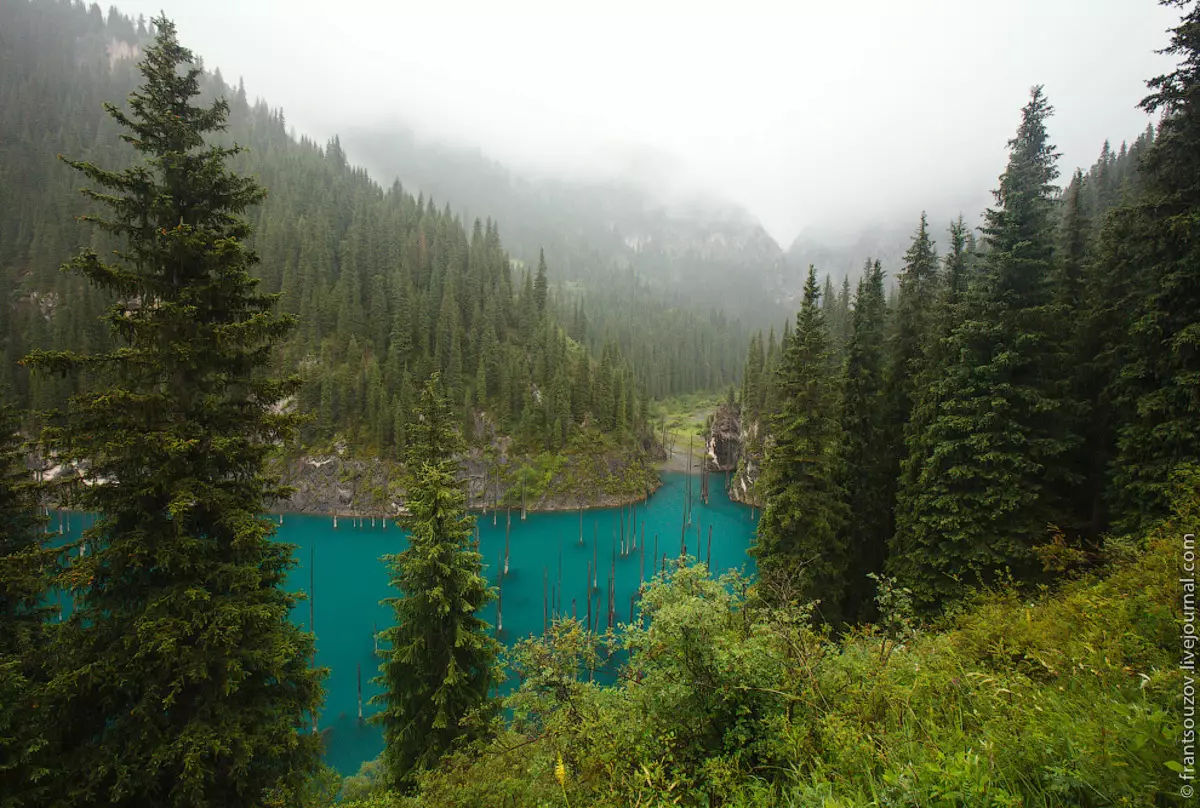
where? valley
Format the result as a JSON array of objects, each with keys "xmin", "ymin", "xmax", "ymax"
[{"xmin": 0, "ymin": 2, "xmax": 1195, "ymax": 807}]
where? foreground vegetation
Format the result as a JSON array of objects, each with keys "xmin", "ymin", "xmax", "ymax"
[{"xmin": 336, "ymin": 472, "xmax": 1191, "ymax": 807}]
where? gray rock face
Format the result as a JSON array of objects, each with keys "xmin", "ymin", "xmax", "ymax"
[
  {"xmin": 272, "ymin": 455, "xmax": 396, "ymax": 518},
  {"xmin": 269, "ymin": 440, "xmax": 661, "ymax": 517},
  {"xmin": 704, "ymin": 403, "xmax": 763, "ymax": 508},
  {"xmin": 705, "ymin": 404, "xmax": 742, "ymax": 471}
]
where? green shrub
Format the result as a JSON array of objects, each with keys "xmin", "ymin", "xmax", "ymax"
[{"xmin": 374, "ymin": 481, "xmax": 1196, "ymax": 807}]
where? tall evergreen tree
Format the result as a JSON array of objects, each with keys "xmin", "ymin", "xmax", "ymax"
[
  {"xmin": 1056, "ymin": 170, "xmax": 1091, "ymax": 312},
  {"xmin": 1103, "ymin": 0, "xmax": 1200, "ymax": 533},
  {"xmin": 1054, "ymin": 170, "xmax": 1105, "ymax": 538},
  {"xmin": 879, "ymin": 212, "xmax": 941, "ymax": 551},
  {"xmin": 20, "ymin": 20, "xmax": 324, "ymax": 806},
  {"xmin": 753, "ymin": 267, "xmax": 848, "ymax": 624},
  {"xmin": 883, "ymin": 212, "xmax": 940, "ymax": 443},
  {"xmin": 835, "ymin": 260, "xmax": 889, "ymax": 622},
  {"xmin": 373, "ymin": 374, "xmax": 498, "ymax": 791},
  {"xmin": 0, "ymin": 402, "xmax": 53, "ymax": 805},
  {"xmin": 891, "ymin": 87, "xmax": 1068, "ymax": 608},
  {"xmin": 533, "ymin": 248, "xmax": 549, "ymax": 316},
  {"xmin": 740, "ymin": 332, "xmax": 764, "ymax": 420}
]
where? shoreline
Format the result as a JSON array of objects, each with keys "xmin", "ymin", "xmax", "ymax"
[
  {"xmin": 267, "ymin": 481, "xmax": 665, "ymax": 519},
  {"xmin": 265, "ymin": 461, "xmax": 735, "ymax": 519},
  {"xmin": 267, "ymin": 444, "xmax": 673, "ymax": 519}
]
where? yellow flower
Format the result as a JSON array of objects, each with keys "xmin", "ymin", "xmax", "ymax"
[{"xmin": 555, "ymin": 753, "xmax": 566, "ymax": 787}]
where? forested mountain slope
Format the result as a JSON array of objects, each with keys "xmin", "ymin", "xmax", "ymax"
[
  {"xmin": 0, "ymin": 0, "xmax": 743, "ymax": 461},
  {"xmin": 343, "ymin": 125, "xmax": 789, "ymax": 326}
]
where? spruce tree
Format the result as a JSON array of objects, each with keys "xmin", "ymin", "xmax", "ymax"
[
  {"xmin": 1104, "ymin": 0, "xmax": 1200, "ymax": 533},
  {"xmin": 836, "ymin": 260, "xmax": 889, "ymax": 622},
  {"xmin": 887, "ymin": 212, "xmax": 941, "ymax": 397},
  {"xmin": 753, "ymin": 267, "xmax": 848, "ymax": 623},
  {"xmin": 374, "ymin": 374, "xmax": 498, "ymax": 791},
  {"xmin": 534, "ymin": 248, "xmax": 549, "ymax": 316},
  {"xmin": 882, "ymin": 214, "xmax": 940, "ymax": 455},
  {"xmin": 0, "ymin": 402, "xmax": 54, "ymax": 805},
  {"xmin": 1055, "ymin": 171, "xmax": 1104, "ymax": 538},
  {"xmin": 740, "ymin": 332, "xmax": 764, "ymax": 421},
  {"xmin": 878, "ymin": 213, "xmax": 941, "ymax": 557},
  {"xmin": 20, "ymin": 19, "xmax": 323, "ymax": 807},
  {"xmin": 890, "ymin": 87, "xmax": 1068, "ymax": 608},
  {"xmin": 1056, "ymin": 171, "xmax": 1091, "ymax": 312}
]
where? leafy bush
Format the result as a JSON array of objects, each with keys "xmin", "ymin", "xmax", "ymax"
[{"xmin": 338, "ymin": 481, "xmax": 1192, "ymax": 807}]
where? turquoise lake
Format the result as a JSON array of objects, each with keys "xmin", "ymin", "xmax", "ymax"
[{"xmin": 56, "ymin": 471, "xmax": 757, "ymax": 776}]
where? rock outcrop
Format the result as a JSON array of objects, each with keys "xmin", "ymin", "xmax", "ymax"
[
  {"xmin": 704, "ymin": 404, "xmax": 741, "ymax": 471},
  {"xmin": 704, "ymin": 403, "xmax": 764, "ymax": 508},
  {"xmin": 269, "ymin": 438, "xmax": 661, "ymax": 517}
]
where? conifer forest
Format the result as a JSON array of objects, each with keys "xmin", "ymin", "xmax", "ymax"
[{"xmin": 0, "ymin": 1, "xmax": 1198, "ymax": 806}]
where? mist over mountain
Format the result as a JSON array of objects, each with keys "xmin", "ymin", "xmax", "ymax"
[
  {"xmin": 340, "ymin": 124, "xmax": 789, "ymax": 324},
  {"xmin": 784, "ymin": 212, "xmax": 984, "ymax": 298}
]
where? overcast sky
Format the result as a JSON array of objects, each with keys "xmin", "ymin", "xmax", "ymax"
[{"xmin": 111, "ymin": 0, "xmax": 1177, "ymax": 247}]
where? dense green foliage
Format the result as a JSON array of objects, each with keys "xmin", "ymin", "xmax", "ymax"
[
  {"xmin": 836, "ymin": 260, "xmax": 889, "ymax": 622},
  {"xmin": 0, "ymin": 402, "xmax": 53, "ymax": 804},
  {"xmin": 745, "ymin": 1, "xmax": 1200, "ymax": 616},
  {"xmin": 18, "ymin": 19, "xmax": 325, "ymax": 806},
  {"xmin": 0, "ymin": 0, "xmax": 672, "ymax": 460},
  {"xmin": 373, "ymin": 375, "xmax": 498, "ymax": 791},
  {"xmin": 752, "ymin": 267, "xmax": 849, "ymax": 623},
  {"xmin": 338, "ymin": 473, "xmax": 1192, "ymax": 807},
  {"xmin": 891, "ymin": 86, "xmax": 1075, "ymax": 607},
  {"xmin": 1103, "ymin": 0, "xmax": 1200, "ymax": 534}
]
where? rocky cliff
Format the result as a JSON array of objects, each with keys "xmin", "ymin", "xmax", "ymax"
[
  {"xmin": 703, "ymin": 403, "xmax": 764, "ymax": 507},
  {"xmin": 269, "ymin": 437, "xmax": 660, "ymax": 518}
]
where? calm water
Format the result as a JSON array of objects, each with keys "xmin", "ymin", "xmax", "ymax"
[{"xmin": 56, "ymin": 471, "xmax": 757, "ymax": 776}]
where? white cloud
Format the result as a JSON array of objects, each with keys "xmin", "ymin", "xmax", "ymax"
[{"xmin": 116, "ymin": 0, "xmax": 1176, "ymax": 246}]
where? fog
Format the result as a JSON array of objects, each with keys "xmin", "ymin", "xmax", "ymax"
[{"xmin": 111, "ymin": 0, "xmax": 1177, "ymax": 247}]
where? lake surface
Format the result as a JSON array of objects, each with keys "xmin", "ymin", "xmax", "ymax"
[{"xmin": 56, "ymin": 470, "xmax": 758, "ymax": 776}]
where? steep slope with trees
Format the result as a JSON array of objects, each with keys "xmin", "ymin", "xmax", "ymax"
[{"xmin": 0, "ymin": 0, "xmax": 680, "ymax": 490}]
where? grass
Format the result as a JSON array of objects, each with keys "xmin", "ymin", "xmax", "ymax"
[
  {"xmin": 336, "ymin": 472, "xmax": 1197, "ymax": 806},
  {"xmin": 650, "ymin": 392, "xmax": 727, "ymax": 467}
]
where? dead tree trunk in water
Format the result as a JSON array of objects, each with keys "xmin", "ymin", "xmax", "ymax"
[
  {"xmin": 607, "ymin": 567, "xmax": 615, "ymax": 631},
  {"xmin": 640, "ymin": 530, "xmax": 646, "ymax": 584}
]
